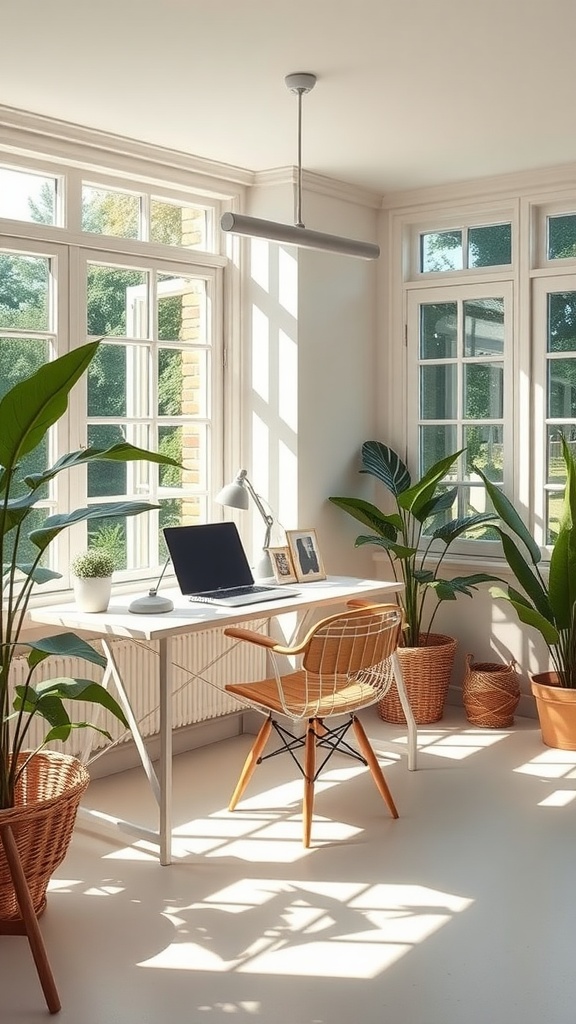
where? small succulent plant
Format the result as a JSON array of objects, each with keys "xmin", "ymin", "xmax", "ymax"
[{"xmin": 71, "ymin": 548, "xmax": 115, "ymax": 579}]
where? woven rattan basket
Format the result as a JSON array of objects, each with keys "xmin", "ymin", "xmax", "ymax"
[
  {"xmin": 0, "ymin": 751, "xmax": 90, "ymax": 933},
  {"xmin": 463, "ymin": 654, "xmax": 520, "ymax": 727},
  {"xmin": 378, "ymin": 633, "xmax": 457, "ymax": 725}
]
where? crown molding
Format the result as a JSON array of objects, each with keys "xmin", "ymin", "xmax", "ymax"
[
  {"xmin": 381, "ymin": 160, "xmax": 576, "ymax": 212},
  {"xmin": 0, "ymin": 104, "xmax": 254, "ymax": 197},
  {"xmin": 254, "ymin": 166, "xmax": 382, "ymax": 209}
]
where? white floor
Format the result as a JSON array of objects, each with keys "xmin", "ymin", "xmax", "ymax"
[{"xmin": 3, "ymin": 706, "xmax": 576, "ymax": 1024}]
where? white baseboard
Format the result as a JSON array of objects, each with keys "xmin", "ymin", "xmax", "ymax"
[{"xmin": 87, "ymin": 711, "xmax": 246, "ymax": 780}]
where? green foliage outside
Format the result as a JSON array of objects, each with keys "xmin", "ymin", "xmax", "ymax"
[{"xmin": 0, "ymin": 186, "xmax": 189, "ymax": 565}]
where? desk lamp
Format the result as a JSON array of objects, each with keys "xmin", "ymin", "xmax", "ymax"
[
  {"xmin": 128, "ymin": 556, "xmax": 174, "ymax": 614},
  {"xmin": 216, "ymin": 469, "xmax": 274, "ymax": 579}
]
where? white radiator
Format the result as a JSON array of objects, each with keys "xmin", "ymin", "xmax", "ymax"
[{"xmin": 13, "ymin": 627, "xmax": 266, "ymax": 758}]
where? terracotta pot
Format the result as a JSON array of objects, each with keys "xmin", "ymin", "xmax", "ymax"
[
  {"xmin": 378, "ymin": 633, "xmax": 457, "ymax": 725},
  {"xmin": 531, "ymin": 672, "xmax": 576, "ymax": 750}
]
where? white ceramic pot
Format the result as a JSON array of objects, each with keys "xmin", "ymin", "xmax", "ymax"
[{"xmin": 72, "ymin": 575, "xmax": 112, "ymax": 613}]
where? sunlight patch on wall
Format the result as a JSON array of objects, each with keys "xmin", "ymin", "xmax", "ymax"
[
  {"xmin": 278, "ymin": 328, "xmax": 297, "ymax": 432},
  {"xmin": 250, "ymin": 237, "xmax": 269, "ymax": 291},
  {"xmin": 278, "ymin": 246, "xmax": 297, "ymax": 317},
  {"xmin": 251, "ymin": 305, "xmax": 269, "ymax": 402}
]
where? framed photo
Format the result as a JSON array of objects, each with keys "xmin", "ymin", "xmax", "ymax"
[
  {"xmin": 267, "ymin": 545, "xmax": 298, "ymax": 585},
  {"xmin": 286, "ymin": 529, "xmax": 326, "ymax": 583}
]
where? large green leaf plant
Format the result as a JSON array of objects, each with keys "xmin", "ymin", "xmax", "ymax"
[
  {"xmin": 477, "ymin": 435, "xmax": 576, "ymax": 687},
  {"xmin": 329, "ymin": 441, "xmax": 500, "ymax": 647},
  {"xmin": 0, "ymin": 341, "xmax": 181, "ymax": 808}
]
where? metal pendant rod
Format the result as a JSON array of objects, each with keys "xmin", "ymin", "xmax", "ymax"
[{"xmin": 296, "ymin": 88, "xmax": 304, "ymax": 227}]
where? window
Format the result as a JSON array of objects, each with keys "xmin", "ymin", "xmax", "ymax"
[
  {"xmin": 407, "ymin": 283, "xmax": 511, "ymax": 538},
  {"xmin": 0, "ymin": 159, "xmax": 225, "ymax": 589},
  {"xmin": 420, "ymin": 223, "xmax": 512, "ymax": 273},
  {"xmin": 399, "ymin": 190, "xmax": 576, "ymax": 561}
]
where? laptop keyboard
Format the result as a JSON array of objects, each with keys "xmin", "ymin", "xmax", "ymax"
[{"xmin": 189, "ymin": 584, "xmax": 274, "ymax": 602}]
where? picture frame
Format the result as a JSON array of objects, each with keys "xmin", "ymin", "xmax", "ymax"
[
  {"xmin": 267, "ymin": 545, "xmax": 298, "ymax": 585},
  {"xmin": 286, "ymin": 529, "xmax": 326, "ymax": 583}
]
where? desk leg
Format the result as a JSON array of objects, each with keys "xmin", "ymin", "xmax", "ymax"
[
  {"xmin": 159, "ymin": 637, "xmax": 172, "ymax": 866},
  {"xmin": 391, "ymin": 652, "xmax": 418, "ymax": 771}
]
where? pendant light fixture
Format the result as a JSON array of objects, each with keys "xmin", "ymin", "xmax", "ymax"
[{"xmin": 221, "ymin": 73, "xmax": 380, "ymax": 261}]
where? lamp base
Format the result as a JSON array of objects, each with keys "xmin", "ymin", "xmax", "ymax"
[
  {"xmin": 254, "ymin": 550, "xmax": 274, "ymax": 580},
  {"xmin": 128, "ymin": 594, "xmax": 174, "ymax": 614}
]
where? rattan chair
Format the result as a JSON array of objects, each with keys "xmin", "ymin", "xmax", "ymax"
[{"xmin": 224, "ymin": 602, "xmax": 407, "ymax": 847}]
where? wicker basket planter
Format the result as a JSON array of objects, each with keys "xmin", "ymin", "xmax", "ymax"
[
  {"xmin": 462, "ymin": 655, "xmax": 520, "ymax": 728},
  {"xmin": 0, "ymin": 751, "xmax": 90, "ymax": 934},
  {"xmin": 378, "ymin": 633, "xmax": 457, "ymax": 725}
]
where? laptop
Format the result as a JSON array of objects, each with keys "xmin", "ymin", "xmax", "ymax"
[{"xmin": 163, "ymin": 522, "xmax": 300, "ymax": 606}]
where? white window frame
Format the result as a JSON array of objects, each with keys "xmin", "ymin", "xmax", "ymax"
[
  {"xmin": 0, "ymin": 145, "xmax": 231, "ymax": 597},
  {"xmin": 406, "ymin": 280, "xmax": 514, "ymax": 557}
]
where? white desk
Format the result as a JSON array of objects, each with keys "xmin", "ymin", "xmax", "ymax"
[{"xmin": 29, "ymin": 575, "xmax": 415, "ymax": 864}]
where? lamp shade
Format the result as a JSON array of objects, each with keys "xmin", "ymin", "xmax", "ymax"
[{"xmin": 216, "ymin": 479, "xmax": 249, "ymax": 510}]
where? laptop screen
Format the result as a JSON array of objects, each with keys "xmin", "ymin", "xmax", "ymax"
[{"xmin": 163, "ymin": 522, "xmax": 254, "ymax": 594}]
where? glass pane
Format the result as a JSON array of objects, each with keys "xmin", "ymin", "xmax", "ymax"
[
  {"xmin": 420, "ymin": 231, "xmax": 463, "ymax": 272},
  {"xmin": 468, "ymin": 224, "xmax": 511, "ymax": 267},
  {"xmin": 158, "ymin": 348, "xmax": 207, "ymax": 417},
  {"xmin": 87, "ymin": 264, "xmax": 148, "ymax": 338},
  {"xmin": 151, "ymin": 199, "xmax": 207, "ymax": 249},
  {"xmin": 159, "ymin": 423, "xmax": 206, "ymax": 489},
  {"xmin": 548, "ymin": 215, "xmax": 576, "ymax": 260},
  {"xmin": 547, "ymin": 492, "xmax": 564, "ymax": 544},
  {"xmin": 88, "ymin": 344, "xmax": 127, "ymax": 417},
  {"xmin": 87, "ymin": 425, "xmax": 127, "ymax": 497},
  {"xmin": 464, "ymin": 363, "xmax": 503, "ymax": 419},
  {"xmin": 464, "ymin": 425, "xmax": 504, "ymax": 482},
  {"xmin": 88, "ymin": 516, "xmax": 127, "ymax": 570},
  {"xmin": 157, "ymin": 274, "xmax": 206, "ymax": 343},
  {"xmin": 420, "ymin": 365, "xmax": 457, "ymax": 419},
  {"xmin": 0, "ymin": 338, "xmax": 49, "ymax": 400},
  {"xmin": 88, "ymin": 343, "xmax": 150, "ymax": 419},
  {"xmin": 547, "ymin": 427, "xmax": 576, "ymax": 485},
  {"xmin": 82, "ymin": 185, "xmax": 140, "ymax": 238},
  {"xmin": 548, "ymin": 359, "xmax": 576, "ymax": 418},
  {"xmin": 421, "ymin": 484, "xmax": 458, "ymax": 536},
  {"xmin": 159, "ymin": 497, "xmax": 204, "ymax": 558},
  {"xmin": 548, "ymin": 292, "xmax": 576, "ymax": 352},
  {"xmin": 420, "ymin": 303, "xmax": 457, "ymax": 359},
  {"xmin": 419, "ymin": 425, "xmax": 458, "ymax": 474},
  {"xmin": 4, "ymin": 507, "xmax": 49, "ymax": 565},
  {"xmin": 463, "ymin": 486, "xmax": 499, "ymax": 539},
  {"xmin": 464, "ymin": 298, "xmax": 504, "ymax": 356},
  {"xmin": 0, "ymin": 254, "xmax": 49, "ymax": 330},
  {"xmin": 0, "ymin": 168, "xmax": 57, "ymax": 225}
]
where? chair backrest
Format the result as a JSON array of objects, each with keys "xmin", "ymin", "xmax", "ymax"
[
  {"xmin": 301, "ymin": 604, "xmax": 402, "ymax": 677},
  {"xmin": 269, "ymin": 604, "xmax": 403, "ymax": 719}
]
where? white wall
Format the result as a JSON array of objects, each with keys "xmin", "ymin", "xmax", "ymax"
[{"xmin": 242, "ymin": 175, "xmax": 380, "ymax": 578}]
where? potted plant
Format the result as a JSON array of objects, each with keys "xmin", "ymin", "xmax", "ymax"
[
  {"xmin": 0, "ymin": 340, "xmax": 180, "ymax": 934},
  {"xmin": 477, "ymin": 435, "xmax": 576, "ymax": 749},
  {"xmin": 329, "ymin": 441, "xmax": 500, "ymax": 723},
  {"xmin": 71, "ymin": 548, "xmax": 115, "ymax": 613}
]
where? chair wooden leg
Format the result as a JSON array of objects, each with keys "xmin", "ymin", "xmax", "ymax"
[
  {"xmin": 0, "ymin": 825, "xmax": 61, "ymax": 1014},
  {"xmin": 228, "ymin": 716, "xmax": 273, "ymax": 811},
  {"xmin": 302, "ymin": 719, "xmax": 316, "ymax": 847},
  {"xmin": 351, "ymin": 716, "xmax": 399, "ymax": 819}
]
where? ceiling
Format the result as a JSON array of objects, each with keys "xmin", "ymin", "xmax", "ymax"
[{"xmin": 2, "ymin": 0, "xmax": 575, "ymax": 195}]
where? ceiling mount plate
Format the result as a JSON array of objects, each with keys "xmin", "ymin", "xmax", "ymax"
[{"xmin": 285, "ymin": 72, "xmax": 317, "ymax": 94}]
